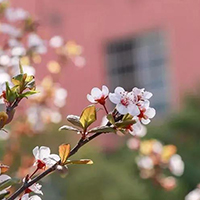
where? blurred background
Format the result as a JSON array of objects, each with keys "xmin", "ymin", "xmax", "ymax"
[{"xmin": 1, "ymin": 0, "xmax": 200, "ymax": 199}]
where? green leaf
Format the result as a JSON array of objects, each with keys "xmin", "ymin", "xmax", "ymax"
[
  {"xmin": 0, "ymin": 112, "xmax": 8, "ymax": 129},
  {"xmin": 88, "ymin": 126, "xmax": 116, "ymax": 133},
  {"xmin": 107, "ymin": 114, "xmax": 115, "ymax": 125},
  {"xmin": 66, "ymin": 115, "xmax": 83, "ymax": 129},
  {"xmin": 5, "ymin": 82, "xmax": 17, "ymax": 103},
  {"xmin": 65, "ymin": 159, "xmax": 93, "ymax": 165},
  {"xmin": 19, "ymin": 61, "xmax": 24, "ymax": 74},
  {"xmin": 11, "ymin": 74, "xmax": 24, "ymax": 86},
  {"xmin": 0, "ymin": 178, "xmax": 20, "ymax": 191},
  {"xmin": 25, "ymin": 75, "xmax": 34, "ymax": 82},
  {"xmin": 25, "ymin": 79, "xmax": 36, "ymax": 90},
  {"xmin": 18, "ymin": 90, "xmax": 39, "ymax": 98},
  {"xmin": 59, "ymin": 125, "xmax": 80, "ymax": 132},
  {"xmin": 0, "ymin": 191, "xmax": 10, "ymax": 199},
  {"xmin": 79, "ymin": 105, "xmax": 96, "ymax": 130},
  {"xmin": 115, "ymin": 119, "xmax": 136, "ymax": 128},
  {"xmin": 122, "ymin": 113, "xmax": 133, "ymax": 121}
]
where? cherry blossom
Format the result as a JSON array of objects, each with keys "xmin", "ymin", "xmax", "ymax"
[
  {"xmin": 137, "ymin": 105, "xmax": 156, "ymax": 125},
  {"xmin": 132, "ymin": 87, "xmax": 153, "ymax": 103},
  {"xmin": 26, "ymin": 182, "xmax": 43, "ymax": 195},
  {"xmin": 185, "ymin": 188, "xmax": 200, "ymax": 200},
  {"xmin": 33, "ymin": 146, "xmax": 60, "ymax": 169},
  {"xmin": 136, "ymin": 156, "xmax": 154, "ymax": 170},
  {"xmin": 128, "ymin": 120, "xmax": 147, "ymax": 137},
  {"xmin": 0, "ymin": 55, "xmax": 10, "ymax": 66},
  {"xmin": 109, "ymin": 87, "xmax": 156, "ymax": 124},
  {"xmin": 169, "ymin": 154, "xmax": 184, "ymax": 176},
  {"xmin": 0, "ymin": 23, "xmax": 21, "ymax": 37},
  {"xmin": 21, "ymin": 194, "xmax": 42, "ymax": 200},
  {"xmin": 5, "ymin": 8, "xmax": 29, "ymax": 22},
  {"xmin": 87, "ymin": 85, "xmax": 109, "ymax": 105},
  {"xmin": 27, "ymin": 34, "xmax": 47, "ymax": 54},
  {"xmin": 109, "ymin": 87, "xmax": 140, "ymax": 116},
  {"xmin": 49, "ymin": 36, "xmax": 64, "ymax": 48}
]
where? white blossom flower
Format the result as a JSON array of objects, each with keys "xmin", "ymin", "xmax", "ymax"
[
  {"xmin": 169, "ymin": 154, "xmax": 184, "ymax": 176},
  {"xmin": 152, "ymin": 140, "xmax": 163, "ymax": 154},
  {"xmin": 185, "ymin": 188, "xmax": 200, "ymax": 200},
  {"xmin": 0, "ymin": 71, "xmax": 10, "ymax": 84},
  {"xmin": 11, "ymin": 46, "xmax": 26, "ymax": 57},
  {"xmin": 28, "ymin": 182, "xmax": 43, "ymax": 195},
  {"xmin": 129, "ymin": 120, "xmax": 147, "ymax": 137},
  {"xmin": 87, "ymin": 85, "xmax": 109, "ymax": 105},
  {"xmin": 0, "ymin": 55, "xmax": 10, "ymax": 66},
  {"xmin": 50, "ymin": 111, "xmax": 62, "ymax": 123},
  {"xmin": 127, "ymin": 137, "xmax": 140, "ymax": 150},
  {"xmin": 109, "ymin": 87, "xmax": 140, "ymax": 116},
  {"xmin": 54, "ymin": 88, "xmax": 68, "ymax": 108},
  {"xmin": 5, "ymin": 8, "xmax": 29, "ymax": 22},
  {"xmin": 8, "ymin": 39, "xmax": 22, "ymax": 48},
  {"xmin": 130, "ymin": 87, "xmax": 156, "ymax": 124},
  {"xmin": 27, "ymin": 34, "xmax": 47, "ymax": 54},
  {"xmin": 136, "ymin": 156, "xmax": 154, "ymax": 170},
  {"xmin": 74, "ymin": 56, "xmax": 86, "ymax": 68},
  {"xmin": 138, "ymin": 106, "xmax": 156, "ymax": 125},
  {"xmin": 33, "ymin": 146, "xmax": 60, "ymax": 169},
  {"xmin": 0, "ymin": 0, "xmax": 8, "ymax": 3},
  {"xmin": 21, "ymin": 194, "xmax": 42, "ymax": 200},
  {"xmin": 0, "ymin": 23, "xmax": 21, "ymax": 37},
  {"xmin": 10, "ymin": 57, "xmax": 20, "ymax": 66},
  {"xmin": 49, "ymin": 36, "xmax": 64, "ymax": 48},
  {"xmin": 132, "ymin": 87, "xmax": 153, "ymax": 102}
]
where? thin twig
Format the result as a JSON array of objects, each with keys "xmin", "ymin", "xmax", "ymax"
[
  {"xmin": 7, "ymin": 131, "xmax": 104, "ymax": 200},
  {"xmin": 7, "ymin": 111, "xmax": 123, "ymax": 200}
]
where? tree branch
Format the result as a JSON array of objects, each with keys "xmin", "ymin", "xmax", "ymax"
[
  {"xmin": 7, "ymin": 111, "xmax": 122, "ymax": 200},
  {"xmin": 7, "ymin": 131, "xmax": 104, "ymax": 200}
]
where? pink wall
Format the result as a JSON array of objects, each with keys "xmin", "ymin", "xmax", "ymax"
[{"xmin": 12, "ymin": 0, "xmax": 200, "ymax": 114}]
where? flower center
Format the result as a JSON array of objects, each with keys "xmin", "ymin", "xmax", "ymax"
[
  {"xmin": 37, "ymin": 160, "xmax": 46, "ymax": 169},
  {"xmin": 138, "ymin": 108, "xmax": 147, "ymax": 119},
  {"xmin": 121, "ymin": 98, "xmax": 129, "ymax": 107},
  {"xmin": 97, "ymin": 96, "xmax": 106, "ymax": 105}
]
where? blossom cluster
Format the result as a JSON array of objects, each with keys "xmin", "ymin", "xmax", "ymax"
[
  {"xmin": 87, "ymin": 85, "xmax": 156, "ymax": 136},
  {"xmin": 0, "ymin": 0, "xmax": 85, "ymax": 75},
  {"xmin": 127, "ymin": 138, "xmax": 184, "ymax": 190},
  {"xmin": 25, "ymin": 76, "xmax": 68, "ymax": 132},
  {"xmin": 0, "ymin": 0, "xmax": 83, "ymax": 135}
]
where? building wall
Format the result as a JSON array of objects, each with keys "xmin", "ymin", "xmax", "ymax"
[{"xmin": 13, "ymin": 0, "xmax": 200, "ymax": 115}]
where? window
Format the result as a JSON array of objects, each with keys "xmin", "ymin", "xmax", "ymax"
[{"xmin": 106, "ymin": 31, "xmax": 169, "ymax": 115}]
